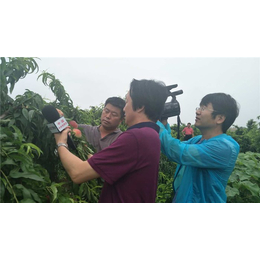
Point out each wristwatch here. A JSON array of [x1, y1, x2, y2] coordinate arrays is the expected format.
[[54, 143, 68, 157]]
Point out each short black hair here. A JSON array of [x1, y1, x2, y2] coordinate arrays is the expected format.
[[129, 79, 168, 122], [105, 97, 125, 119], [200, 93, 239, 133]]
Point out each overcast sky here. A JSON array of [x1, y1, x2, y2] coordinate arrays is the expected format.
[[12, 57, 259, 127]]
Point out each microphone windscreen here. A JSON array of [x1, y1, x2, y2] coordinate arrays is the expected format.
[[42, 105, 61, 123], [42, 105, 77, 150]]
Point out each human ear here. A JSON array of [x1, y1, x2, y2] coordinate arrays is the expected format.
[[217, 115, 226, 124], [137, 106, 145, 113]]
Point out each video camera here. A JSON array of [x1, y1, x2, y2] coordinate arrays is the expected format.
[[161, 84, 183, 120]]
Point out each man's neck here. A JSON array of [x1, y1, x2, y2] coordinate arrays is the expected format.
[[128, 118, 153, 128], [99, 125, 117, 138], [200, 128, 223, 140]]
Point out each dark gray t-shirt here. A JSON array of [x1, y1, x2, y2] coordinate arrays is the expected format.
[[78, 124, 122, 152]]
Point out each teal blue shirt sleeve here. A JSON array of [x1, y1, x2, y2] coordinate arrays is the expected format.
[[156, 121, 239, 169], [165, 122, 171, 134], [157, 120, 171, 134]]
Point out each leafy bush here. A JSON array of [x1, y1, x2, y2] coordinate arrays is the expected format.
[[0, 57, 101, 203], [0, 124, 51, 202], [226, 152, 260, 203], [228, 118, 260, 153], [156, 154, 176, 203]]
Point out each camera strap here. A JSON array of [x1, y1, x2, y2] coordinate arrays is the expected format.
[[177, 115, 181, 139]]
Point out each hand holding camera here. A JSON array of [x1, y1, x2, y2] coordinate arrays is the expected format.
[[160, 84, 183, 120]]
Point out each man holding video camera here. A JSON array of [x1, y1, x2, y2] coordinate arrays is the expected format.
[[157, 92, 240, 203]]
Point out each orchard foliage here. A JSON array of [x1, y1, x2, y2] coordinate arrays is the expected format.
[[228, 118, 260, 153], [226, 152, 260, 203], [1, 57, 259, 203], [156, 154, 176, 203], [0, 57, 104, 203]]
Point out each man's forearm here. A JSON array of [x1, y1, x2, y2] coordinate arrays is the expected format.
[[57, 146, 99, 184]]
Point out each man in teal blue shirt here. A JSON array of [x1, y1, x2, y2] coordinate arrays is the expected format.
[[157, 93, 240, 203]]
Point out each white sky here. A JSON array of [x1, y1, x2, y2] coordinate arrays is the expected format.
[[3, 2, 260, 128], [12, 57, 260, 127]]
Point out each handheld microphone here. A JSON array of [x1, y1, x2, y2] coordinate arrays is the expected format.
[[42, 105, 76, 150]]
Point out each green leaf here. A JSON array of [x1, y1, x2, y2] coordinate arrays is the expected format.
[[14, 112, 20, 118], [28, 189, 42, 203], [1, 158, 17, 166], [59, 196, 73, 203], [0, 133, 8, 140], [28, 110, 35, 122], [1, 178, 7, 187], [251, 170, 260, 180], [9, 170, 45, 182], [13, 184, 32, 200], [52, 182, 67, 188], [8, 119, 15, 127], [22, 108, 29, 120], [20, 143, 43, 157], [240, 181, 260, 197], [86, 186, 91, 201], [239, 174, 251, 182], [10, 125, 23, 142], [49, 183, 58, 202], [226, 185, 239, 198], [0, 180, 5, 200], [79, 183, 85, 197], [8, 153, 31, 164]]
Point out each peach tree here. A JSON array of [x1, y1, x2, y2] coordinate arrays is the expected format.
[[0, 57, 103, 203]]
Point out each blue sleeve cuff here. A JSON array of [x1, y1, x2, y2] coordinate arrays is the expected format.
[[156, 121, 171, 134]]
